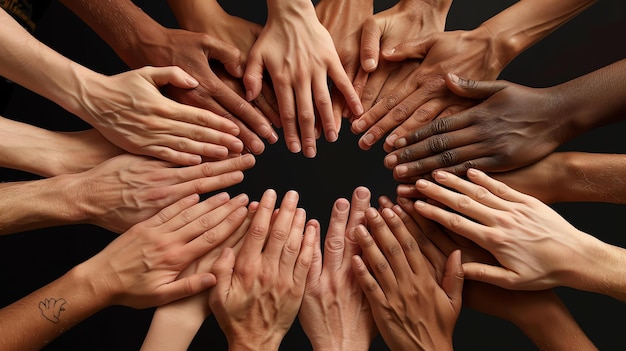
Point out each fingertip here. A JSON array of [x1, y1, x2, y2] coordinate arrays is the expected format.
[[362, 58, 377, 72]]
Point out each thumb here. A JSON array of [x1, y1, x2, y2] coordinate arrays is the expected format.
[[442, 250, 464, 311], [208, 248, 236, 309], [360, 18, 382, 72], [154, 272, 217, 306], [382, 36, 432, 61], [142, 66, 200, 90], [202, 36, 244, 78], [242, 49, 265, 102], [445, 73, 508, 100]]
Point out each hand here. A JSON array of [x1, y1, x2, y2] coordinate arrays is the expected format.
[[386, 197, 598, 351], [385, 75, 566, 180], [167, 1, 283, 130], [121, 26, 279, 155], [73, 153, 255, 233], [244, 1, 363, 157], [139, 201, 257, 351], [78, 192, 250, 308], [209, 190, 317, 350], [299, 187, 376, 351], [351, 207, 463, 351], [316, 0, 373, 122], [352, 27, 504, 151], [359, 0, 451, 72], [412, 169, 605, 291], [78, 66, 246, 164]]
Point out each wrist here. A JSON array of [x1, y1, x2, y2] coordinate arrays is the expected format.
[[267, 0, 316, 20], [228, 332, 284, 351]]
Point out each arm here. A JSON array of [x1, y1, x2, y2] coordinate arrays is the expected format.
[[412, 168, 626, 301], [0, 9, 244, 165], [59, 0, 278, 155], [299, 187, 377, 351], [244, 0, 363, 158], [0, 115, 122, 177], [315, 0, 374, 122], [0, 153, 255, 235], [208, 190, 317, 351], [351, 0, 597, 151], [0, 192, 251, 350], [385, 58, 626, 178]]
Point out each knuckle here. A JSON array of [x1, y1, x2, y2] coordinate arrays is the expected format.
[[427, 135, 449, 154], [438, 150, 458, 167]]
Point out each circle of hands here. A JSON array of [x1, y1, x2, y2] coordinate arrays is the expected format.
[[14, 0, 607, 350]]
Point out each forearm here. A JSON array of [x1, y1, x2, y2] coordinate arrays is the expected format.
[[0, 9, 104, 117], [0, 266, 106, 350], [0, 175, 87, 235], [478, 0, 597, 72], [167, 0, 226, 32], [552, 59, 626, 137], [509, 291, 597, 350], [141, 294, 210, 351], [558, 152, 626, 203], [59, 0, 166, 68]]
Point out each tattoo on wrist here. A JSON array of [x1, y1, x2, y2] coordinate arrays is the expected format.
[[38, 298, 67, 323]]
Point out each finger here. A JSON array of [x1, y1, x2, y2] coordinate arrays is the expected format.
[[208, 248, 236, 310], [256, 82, 282, 128], [243, 50, 265, 101], [264, 190, 300, 259], [154, 192, 231, 231], [296, 78, 317, 158], [238, 189, 278, 261], [313, 72, 338, 143], [442, 249, 464, 309], [293, 221, 318, 292], [430, 170, 515, 212], [275, 79, 301, 154], [413, 198, 493, 249], [354, 63, 393, 118], [176, 193, 249, 249], [360, 17, 382, 72], [145, 194, 200, 228], [328, 62, 363, 117], [141, 66, 200, 89], [305, 219, 323, 286], [345, 186, 372, 252], [445, 73, 507, 100], [381, 37, 431, 61], [279, 207, 307, 273], [200, 34, 244, 78], [224, 116, 266, 155], [351, 255, 387, 305], [350, 68, 370, 118], [153, 272, 217, 306], [366, 208, 413, 281], [462, 261, 517, 290], [323, 198, 350, 272], [383, 98, 449, 151], [352, 224, 398, 292]]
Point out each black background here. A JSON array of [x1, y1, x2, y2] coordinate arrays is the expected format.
[[1, 1, 626, 350]]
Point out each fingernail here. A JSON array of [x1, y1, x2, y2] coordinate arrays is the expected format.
[[327, 130, 338, 142], [354, 119, 367, 132], [448, 73, 460, 84], [395, 138, 407, 148], [363, 58, 376, 71], [433, 170, 447, 180], [246, 89, 254, 101], [395, 165, 408, 177], [289, 142, 301, 153], [385, 133, 398, 146], [336, 200, 349, 211], [304, 147, 316, 158], [356, 187, 369, 200], [385, 154, 398, 167], [416, 179, 428, 189], [361, 133, 375, 146]]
